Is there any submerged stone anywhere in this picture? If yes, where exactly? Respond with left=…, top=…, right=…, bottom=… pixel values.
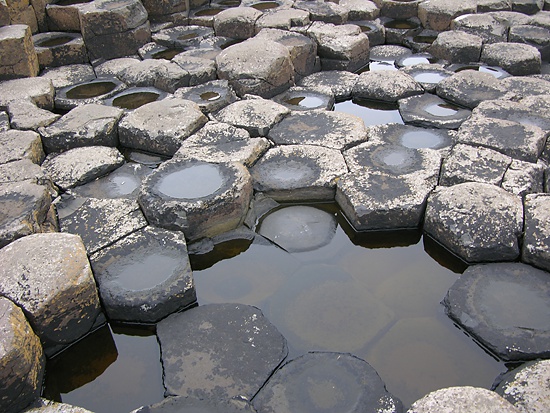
left=253, top=352, right=403, bottom=413
left=443, top=262, right=550, bottom=361
left=522, top=193, right=550, bottom=272
left=131, top=396, right=256, bottom=413
left=157, top=303, right=287, bottom=400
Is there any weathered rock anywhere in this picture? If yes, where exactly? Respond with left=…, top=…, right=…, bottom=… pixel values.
left=273, top=85, right=334, bottom=111
left=268, top=110, right=367, bottom=150
left=380, top=16, right=423, bottom=45
left=0, top=24, right=39, bottom=80
left=472, top=98, right=550, bottom=131
left=138, top=159, right=253, bottom=241
left=152, top=25, right=214, bottom=49
left=157, top=303, right=288, bottom=400
left=354, top=19, right=386, bottom=47
left=0, top=76, right=54, bottom=110
left=0, top=111, right=8, bottom=131
left=22, top=398, right=95, bottom=413
left=174, top=80, right=239, bottom=114
left=0, top=129, right=44, bottom=165
left=32, top=32, right=87, bottom=69
left=90, top=226, right=196, bottom=323
left=0, top=159, right=49, bottom=186
left=481, top=42, right=542, bottom=75
left=7, top=99, right=60, bottom=131
left=55, top=77, right=127, bottom=111
left=353, top=70, right=423, bottom=102
left=40, top=64, right=96, bottom=89
left=494, top=359, right=550, bottom=413
left=377, top=0, right=420, bottom=19
left=118, top=97, right=208, bottom=156
left=436, top=70, right=507, bottom=109
left=140, top=0, right=187, bottom=21
left=398, top=94, right=472, bottom=129
left=399, top=64, right=453, bottom=94
left=489, top=10, right=533, bottom=26
left=94, top=57, right=141, bottom=78
left=424, top=182, right=523, bottom=262
left=522, top=193, right=550, bottom=271
left=512, top=0, right=544, bottom=14
left=0, top=296, right=44, bottom=413
left=367, top=123, right=456, bottom=153
left=131, top=396, right=257, bottom=413
left=418, top=0, right=477, bottom=31
left=213, top=6, right=261, bottom=39
left=212, top=97, right=290, bottom=137
left=39, top=104, right=123, bottom=153
left=501, top=159, right=545, bottom=196
left=171, top=54, right=217, bottom=86
left=451, top=13, right=509, bottom=44
left=58, top=196, right=148, bottom=254
left=339, top=0, right=379, bottom=21
left=499, top=76, right=550, bottom=97
left=408, top=386, right=521, bottom=413
left=297, top=70, right=359, bottom=101
left=477, top=0, right=513, bottom=12
left=216, top=38, right=295, bottom=98
left=42, top=146, right=125, bottom=190
left=294, top=0, right=349, bottom=24
left=0, top=233, right=102, bottom=355
left=255, top=8, right=311, bottom=31
left=117, top=59, right=190, bottom=93
left=509, top=24, right=550, bottom=60
left=428, top=30, right=483, bottom=63
left=369, top=44, right=412, bottom=66
left=443, top=262, right=550, bottom=361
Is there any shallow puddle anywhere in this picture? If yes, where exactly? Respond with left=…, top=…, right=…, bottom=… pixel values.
left=334, top=99, right=404, bottom=126
left=66, top=81, right=117, bottom=100
left=156, top=163, right=223, bottom=199
left=285, top=96, right=325, bottom=109
left=400, top=129, right=445, bottom=149
left=37, top=36, right=74, bottom=47
left=115, top=253, right=182, bottom=291
left=413, top=72, right=448, bottom=83
left=424, top=103, right=459, bottom=117
left=112, top=92, right=159, bottom=110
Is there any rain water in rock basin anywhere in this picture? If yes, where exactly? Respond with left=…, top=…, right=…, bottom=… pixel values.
left=65, top=81, right=118, bottom=99
left=285, top=96, right=326, bottom=109
left=335, top=99, right=404, bottom=126
left=112, top=92, right=160, bottom=110
left=36, top=36, right=75, bottom=47
left=156, top=163, right=223, bottom=198
left=400, top=129, right=446, bottom=149
left=424, top=102, right=459, bottom=117
left=114, top=253, right=181, bottom=291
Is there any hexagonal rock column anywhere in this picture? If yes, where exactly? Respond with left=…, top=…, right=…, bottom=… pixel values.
left=408, top=387, right=521, bottom=413
left=297, top=70, right=358, bottom=101
left=352, top=70, right=423, bottom=102
left=254, top=352, right=402, bottom=413
left=174, top=80, right=238, bottom=114
left=0, top=130, right=44, bottom=165
left=251, top=144, right=348, bottom=201
left=451, top=13, right=509, bottom=44
left=118, top=97, right=208, bottom=156
left=138, top=159, right=253, bottom=242
left=398, top=94, right=472, bottom=129
left=494, top=359, right=550, bottom=413
left=117, top=59, right=190, bottom=93
left=216, top=38, right=295, bottom=98
left=0, top=233, right=103, bottom=356
left=0, top=24, right=39, bottom=80
left=417, top=0, right=477, bottom=31
left=157, top=303, right=288, bottom=400
left=78, top=0, right=151, bottom=60
left=32, top=32, right=87, bottom=69
left=213, top=7, right=262, bottom=39
left=443, top=262, right=550, bottom=361
left=131, top=396, right=257, bottom=413
left=0, top=297, right=44, bottom=413
left=436, top=71, right=507, bottom=109
left=509, top=24, right=550, bottom=61
left=424, top=182, right=523, bottom=263
left=90, top=226, right=196, bottom=323
left=522, top=193, right=550, bottom=272
left=481, top=42, right=542, bottom=75
left=427, top=31, right=483, bottom=64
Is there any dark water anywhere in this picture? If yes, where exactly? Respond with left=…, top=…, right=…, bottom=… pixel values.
left=335, top=99, right=404, bottom=126
left=112, top=92, right=160, bottom=110
left=66, top=82, right=117, bottom=100
left=36, top=36, right=74, bottom=47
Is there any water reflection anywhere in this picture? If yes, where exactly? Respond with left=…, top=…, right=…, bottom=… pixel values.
left=334, top=99, right=404, bottom=126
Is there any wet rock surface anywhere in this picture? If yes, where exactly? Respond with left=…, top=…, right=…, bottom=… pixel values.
left=131, top=395, right=257, bottom=413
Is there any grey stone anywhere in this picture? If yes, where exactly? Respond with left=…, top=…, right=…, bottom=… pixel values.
left=494, top=359, right=550, bottom=413
left=353, top=70, right=423, bottom=102
left=0, top=233, right=102, bottom=354
left=443, top=262, right=550, bottom=361
left=0, top=181, right=56, bottom=249
left=118, top=97, right=208, bottom=156
left=338, top=0, right=379, bottom=21
left=152, top=25, right=214, bottom=49
left=0, top=159, right=49, bottom=186
left=0, top=111, right=8, bottom=131
left=40, top=64, right=96, bottom=89
left=43, top=146, right=125, bottom=190
left=476, top=0, right=513, bottom=12
left=481, top=42, right=542, bottom=75
left=489, top=10, right=533, bottom=26
left=78, top=0, right=148, bottom=36
left=367, top=123, right=456, bottom=153
left=57, top=196, right=148, bottom=255
left=273, top=85, right=335, bottom=112
left=131, top=396, right=256, bottom=413
left=297, top=70, right=359, bottom=101
left=369, top=44, right=412, bottom=64
left=451, top=13, right=509, bottom=44
left=380, top=16, right=423, bottom=46
left=418, top=0, right=477, bottom=31
left=501, top=159, right=545, bottom=196
left=0, top=129, right=44, bottom=165
left=140, top=0, right=187, bottom=21
left=500, top=76, right=550, bottom=97
left=436, top=70, right=507, bottom=108
left=90, top=226, right=196, bottom=323
left=45, top=1, right=86, bottom=32
left=254, top=352, right=402, bottom=413
left=32, top=32, right=87, bottom=69
left=294, top=0, right=348, bottom=24
left=472, top=98, right=550, bottom=131
left=530, top=9, right=550, bottom=29
left=352, top=19, right=385, bottom=47
left=398, top=94, right=472, bottom=129
left=216, top=38, right=295, bottom=98
left=0, top=297, right=44, bottom=413
left=54, top=77, right=127, bottom=111
left=424, top=182, right=523, bottom=262
left=408, top=386, right=521, bottom=413
left=0, top=24, right=39, bottom=80
left=377, top=0, right=420, bottom=19
left=251, top=144, right=347, bottom=201
left=212, top=97, right=290, bottom=137
left=512, top=0, right=544, bottom=14
left=7, top=100, right=60, bottom=131
left=138, top=159, right=253, bottom=241
left=157, top=303, right=287, bottom=399
left=0, top=76, right=54, bottom=110
left=522, top=193, right=550, bottom=271
left=255, top=8, right=311, bottom=31
left=458, top=116, right=547, bottom=162
left=427, top=30, right=483, bottom=63
left=440, top=143, right=512, bottom=187
left=213, top=7, right=262, bottom=39
left=93, top=57, right=141, bottom=78
left=23, top=398, right=95, bottom=413
left=118, top=59, right=190, bottom=93
left=171, top=55, right=217, bottom=86
left=39, top=104, right=123, bottom=153
left=509, top=25, right=550, bottom=60
left=268, top=110, right=368, bottom=150
left=174, top=80, right=239, bottom=114
left=400, top=64, right=454, bottom=94
left=82, top=21, right=151, bottom=61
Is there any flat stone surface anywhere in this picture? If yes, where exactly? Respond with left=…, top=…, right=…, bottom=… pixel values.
left=0, top=296, right=44, bottom=413
left=212, top=98, right=290, bottom=137
left=398, top=94, right=472, bottom=129
left=451, top=13, right=509, bottom=44
left=251, top=144, right=347, bottom=201
left=472, top=99, right=550, bottom=132
left=494, top=359, right=550, bottom=413
left=131, top=396, right=256, bottom=413
left=58, top=197, right=148, bottom=255
left=443, top=262, right=550, bottom=361
left=268, top=110, right=367, bottom=150
left=0, top=159, right=49, bottom=186
left=118, top=59, right=190, bottom=93
left=522, top=193, right=550, bottom=272
left=90, top=226, right=196, bottom=323
left=367, top=123, right=455, bottom=152
left=427, top=30, right=483, bottom=63
left=509, top=24, right=550, bottom=60
left=418, top=0, right=477, bottom=31
left=0, top=77, right=54, bottom=110
left=7, top=99, right=60, bottom=131
left=40, top=63, right=96, bottom=89
left=157, top=303, right=288, bottom=400
left=352, top=70, right=423, bottom=102
left=407, top=386, right=521, bottom=413
left=213, top=7, right=262, bottom=39
left=174, top=79, right=239, bottom=114
left=294, top=0, right=349, bottom=24
left=94, top=57, right=141, bottom=78
left=39, top=104, right=123, bottom=153
left=400, top=64, right=453, bottom=94
left=0, top=233, right=102, bottom=353
left=23, top=398, right=95, bottom=413
left=481, top=42, right=542, bottom=75
left=424, top=182, right=523, bottom=263
left=436, top=70, right=507, bottom=109
left=253, top=352, right=403, bottom=413
left=0, top=129, right=44, bottom=165
left=256, top=8, right=311, bottom=31
left=499, top=76, right=550, bottom=97
left=501, top=159, right=545, bottom=196
left=171, top=54, right=217, bottom=86
left=297, top=70, right=359, bottom=101
left=42, top=146, right=125, bottom=190
left=118, top=97, right=208, bottom=156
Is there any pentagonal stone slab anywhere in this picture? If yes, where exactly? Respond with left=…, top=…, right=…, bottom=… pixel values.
left=212, top=98, right=290, bottom=137
left=174, top=79, right=238, bottom=114
left=90, top=226, right=196, bottom=323
left=39, top=104, right=123, bottom=153
left=481, top=42, right=541, bottom=76
left=0, top=233, right=102, bottom=354
left=0, top=130, right=44, bottom=165
left=501, top=159, right=545, bottom=196
left=0, top=181, right=55, bottom=249
left=58, top=197, right=147, bottom=255
left=297, top=70, right=359, bottom=101
left=42, top=146, right=125, bottom=190
left=118, top=97, right=208, bottom=156
left=131, top=396, right=257, bottom=413
left=251, top=145, right=348, bottom=201
left=424, top=182, right=523, bottom=263
left=157, top=303, right=288, bottom=400
left=436, top=71, right=507, bottom=109
left=138, top=159, right=253, bottom=241
left=268, top=111, right=367, bottom=150
left=352, top=70, right=423, bottom=103
left=458, top=116, right=547, bottom=162
left=443, top=262, right=550, bottom=361
left=494, top=359, right=550, bottom=413
left=408, top=386, right=521, bottom=413
left=254, top=352, right=402, bottom=413
left=522, top=193, right=550, bottom=272
left=0, top=297, right=44, bottom=413
left=398, top=94, right=471, bottom=129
